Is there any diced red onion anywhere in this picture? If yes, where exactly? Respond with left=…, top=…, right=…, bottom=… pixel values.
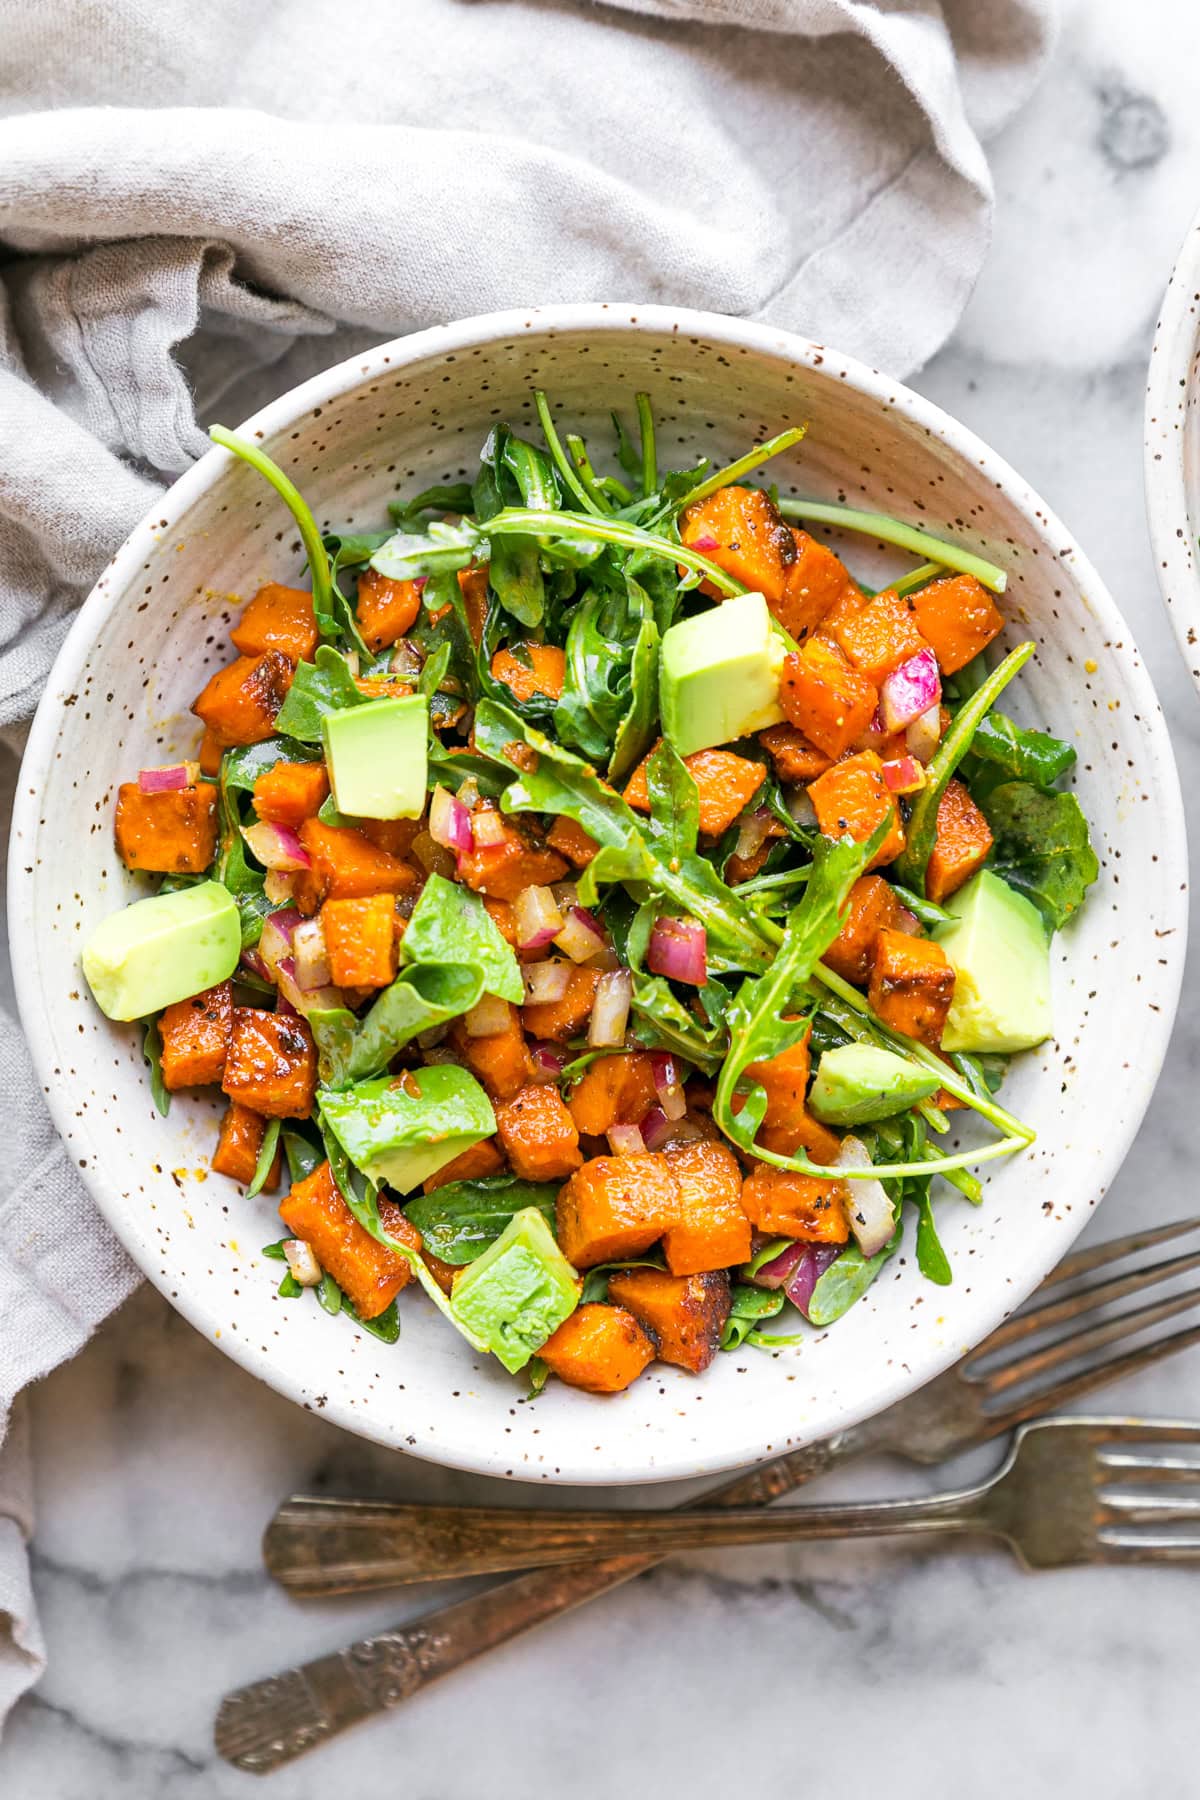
left=880, top=648, right=941, bottom=733
left=470, top=809, right=508, bottom=848
left=429, top=785, right=473, bottom=855
left=243, top=820, right=312, bottom=872
left=753, top=1240, right=810, bottom=1291
left=259, top=908, right=302, bottom=974
left=787, top=787, right=818, bottom=830
left=282, top=1239, right=322, bottom=1286
left=905, top=703, right=942, bottom=765
left=607, top=1121, right=646, bottom=1156
left=458, top=777, right=481, bottom=812
left=344, top=649, right=360, bottom=677
left=523, top=959, right=573, bottom=1005
left=735, top=807, right=774, bottom=863
left=529, top=1041, right=567, bottom=1083
left=650, top=1051, right=688, bottom=1122
left=138, top=761, right=200, bottom=794
left=464, top=993, right=513, bottom=1038
left=589, top=969, right=633, bottom=1048
left=263, top=869, right=296, bottom=906
left=639, top=1104, right=673, bottom=1151
left=513, top=883, right=564, bottom=951
left=783, top=1243, right=843, bottom=1317
left=690, top=532, right=719, bottom=552
left=647, top=915, right=707, bottom=987
left=881, top=755, right=926, bottom=795
left=275, top=956, right=342, bottom=1017
left=835, top=1134, right=895, bottom=1257
left=389, top=639, right=425, bottom=679
left=293, top=916, right=331, bottom=991
left=239, top=948, right=272, bottom=983
left=275, top=992, right=299, bottom=1020
left=554, top=905, right=607, bottom=965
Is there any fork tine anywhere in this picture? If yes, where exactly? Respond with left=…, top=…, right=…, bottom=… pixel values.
left=1098, top=1494, right=1200, bottom=1525
left=982, top=1287, right=1200, bottom=1397
left=974, top=1246, right=1200, bottom=1356
left=1099, top=1450, right=1200, bottom=1481
left=978, top=1320, right=1200, bottom=1432
left=1097, top=1535, right=1200, bottom=1565
left=1041, top=1216, right=1200, bottom=1289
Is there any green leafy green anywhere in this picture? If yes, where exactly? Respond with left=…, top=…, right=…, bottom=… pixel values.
left=215, top=757, right=272, bottom=948
left=246, top=1118, right=282, bottom=1199
left=370, top=519, right=483, bottom=583
left=221, top=737, right=323, bottom=792
left=311, top=962, right=482, bottom=1088
left=277, top=1272, right=303, bottom=1299
left=578, top=1254, right=667, bottom=1306
left=317, top=1273, right=344, bottom=1316
left=262, top=1240, right=288, bottom=1261
left=403, top=1176, right=559, bottom=1266
left=209, top=425, right=336, bottom=629
left=347, top=1299, right=400, bottom=1344
left=388, top=483, right=476, bottom=527
left=775, top=496, right=1008, bottom=594
left=273, top=646, right=369, bottom=743
left=720, top=1284, right=787, bottom=1351
left=914, top=1192, right=952, bottom=1285
left=402, top=873, right=523, bottom=1004
left=141, top=1017, right=170, bottom=1117
left=982, top=782, right=1099, bottom=931
left=964, top=713, right=1076, bottom=793
left=282, top=1127, right=323, bottom=1184
left=807, top=1232, right=900, bottom=1327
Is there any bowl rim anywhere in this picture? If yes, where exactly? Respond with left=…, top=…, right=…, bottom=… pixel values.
left=1145, top=199, right=1200, bottom=692
left=10, top=301, right=1189, bottom=1484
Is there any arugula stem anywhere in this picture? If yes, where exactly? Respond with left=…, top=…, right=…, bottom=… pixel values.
left=893, top=561, right=944, bottom=597
left=888, top=881, right=953, bottom=929
left=776, top=498, right=1008, bottom=594
left=564, top=434, right=614, bottom=514
left=747, top=1129, right=1029, bottom=1183
left=533, top=391, right=603, bottom=516
left=209, top=425, right=334, bottom=623
left=732, top=867, right=812, bottom=897
left=671, top=426, right=808, bottom=514
left=484, top=508, right=744, bottom=595
left=636, top=392, right=657, bottom=498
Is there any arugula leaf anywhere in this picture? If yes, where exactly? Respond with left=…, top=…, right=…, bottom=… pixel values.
left=645, top=738, right=699, bottom=861
left=388, top=483, right=475, bottom=528
left=247, top=1118, right=282, bottom=1199
left=209, top=425, right=335, bottom=630
left=273, top=646, right=368, bottom=743
left=401, top=872, right=523, bottom=1004
left=982, top=782, right=1099, bottom=931
left=806, top=1230, right=900, bottom=1327
left=474, top=428, right=548, bottom=628
left=608, top=607, right=660, bottom=783
left=403, top=1175, right=559, bottom=1265
left=914, top=1191, right=952, bottom=1285
left=720, top=1284, right=787, bottom=1349
left=221, top=737, right=323, bottom=792
left=964, top=713, right=1076, bottom=792
left=281, top=1127, right=323, bottom=1184
left=216, top=757, right=272, bottom=947
left=578, top=1254, right=667, bottom=1306
left=141, top=1017, right=170, bottom=1117
left=311, top=962, right=482, bottom=1088
left=347, top=1299, right=400, bottom=1343
left=371, top=519, right=483, bottom=583
left=317, top=1272, right=344, bottom=1316
left=626, top=972, right=728, bottom=1074
left=261, top=1240, right=288, bottom=1261
left=278, top=1272, right=303, bottom=1299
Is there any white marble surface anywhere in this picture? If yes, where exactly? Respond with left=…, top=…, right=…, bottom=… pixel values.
left=5, top=0, right=1200, bottom=1791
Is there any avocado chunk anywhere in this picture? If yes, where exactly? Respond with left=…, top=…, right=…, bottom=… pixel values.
left=319, top=1064, right=495, bottom=1193
left=450, top=1206, right=581, bottom=1373
left=322, top=693, right=428, bottom=819
left=935, top=870, right=1052, bottom=1054
left=659, top=591, right=785, bottom=755
left=809, top=1043, right=941, bottom=1125
left=82, top=880, right=240, bottom=1021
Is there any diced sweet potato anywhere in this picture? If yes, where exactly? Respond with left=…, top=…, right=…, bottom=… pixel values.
left=450, top=1005, right=533, bottom=1103
left=198, top=729, right=224, bottom=776
left=606, top=1267, right=730, bottom=1375
left=925, top=778, right=994, bottom=904
left=230, top=583, right=319, bottom=663
left=359, top=817, right=422, bottom=859
left=624, top=744, right=766, bottom=838
left=547, top=816, right=599, bottom=868
left=758, top=722, right=833, bottom=784
left=115, top=783, right=218, bottom=874
left=457, top=812, right=569, bottom=902
left=491, top=643, right=566, bottom=704
left=774, top=529, right=862, bottom=642
left=734, top=1025, right=843, bottom=1166
left=482, top=896, right=518, bottom=945
left=911, top=574, right=1004, bottom=675
left=211, top=1101, right=281, bottom=1190
left=556, top=1153, right=679, bottom=1268
left=422, top=1249, right=460, bottom=1296
left=192, top=649, right=293, bottom=746
left=661, top=1140, right=752, bottom=1277
left=494, top=1083, right=582, bottom=1182
left=279, top=1161, right=417, bottom=1318
left=539, top=1303, right=656, bottom=1393
left=826, top=587, right=930, bottom=685
left=521, top=965, right=600, bottom=1042
left=822, top=874, right=918, bottom=985
left=421, top=1137, right=506, bottom=1193
left=222, top=1007, right=318, bottom=1118
left=458, top=565, right=490, bottom=644
left=159, top=981, right=232, bottom=1089
left=680, top=485, right=796, bottom=605
left=740, top=1165, right=851, bottom=1242
left=567, top=1052, right=658, bottom=1138
left=252, top=760, right=330, bottom=829
left=868, top=928, right=955, bottom=1047
left=321, top=894, right=398, bottom=990
left=779, top=642, right=878, bottom=760
left=807, top=751, right=905, bottom=870
left=294, top=819, right=419, bottom=913
left=355, top=566, right=423, bottom=652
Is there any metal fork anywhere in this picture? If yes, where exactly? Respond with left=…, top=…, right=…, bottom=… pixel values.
left=217, top=1216, right=1200, bottom=1772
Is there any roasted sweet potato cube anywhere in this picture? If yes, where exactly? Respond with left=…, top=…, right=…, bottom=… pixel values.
left=868, top=928, right=956, bottom=1047
left=926, top=778, right=994, bottom=904
left=355, top=566, right=423, bottom=652
left=359, top=817, right=422, bottom=859
left=192, top=649, right=293, bottom=747
left=294, top=819, right=419, bottom=913
left=494, top=1083, right=582, bottom=1182
left=521, top=966, right=600, bottom=1043
left=661, top=1140, right=752, bottom=1277
left=456, top=815, right=568, bottom=902
left=222, top=1007, right=318, bottom=1118
left=606, top=1267, right=730, bottom=1375
left=772, top=529, right=862, bottom=641
left=211, top=1101, right=281, bottom=1189
left=624, top=744, right=766, bottom=839
left=450, top=1006, right=533, bottom=1103
left=422, top=1249, right=460, bottom=1296
left=556, top=1154, right=679, bottom=1268
left=421, top=1137, right=506, bottom=1193
left=547, top=816, right=599, bottom=868
left=826, top=587, right=930, bottom=685
left=911, top=574, right=1004, bottom=675
left=822, top=874, right=918, bottom=985
left=458, top=565, right=490, bottom=644
left=279, top=1162, right=417, bottom=1318
left=779, top=642, right=878, bottom=760
left=758, top=722, right=833, bottom=784
left=321, top=894, right=398, bottom=990
left=198, top=729, right=224, bottom=776
left=115, top=783, right=218, bottom=874
left=159, top=981, right=232, bottom=1089
left=540, top=1303, right=657, bottom=1393
left=252, top=761, right=330, bottom=829
left=734, top=1025, right=843, bottom=1166
left=231, top=583, right=319, bottom=663
left=567, top=1052, right=659, bottom=1138
left=680, top=485, right=796, bottom=605
left=481, top=896, right=518, bottom=945
left=491, top=643, right=566, bottom=704
left=808, top=751, right=905, bottom=870
left=740, top=1165, right=851, bottom=1242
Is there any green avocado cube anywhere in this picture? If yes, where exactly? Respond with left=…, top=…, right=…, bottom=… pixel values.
left=809, top=1043, right=940, bottom=1125
left=659, top=591, right=786, bottom=756
left=82, top=880, right=240, bottom=1021
left=935, top=870, right=1052, bottom=1054
left=322, top=694, right=428, bottom=820
left=450, top=1207, right=581, bottom=1373
left=319, top=1064, right=495, bottom=1193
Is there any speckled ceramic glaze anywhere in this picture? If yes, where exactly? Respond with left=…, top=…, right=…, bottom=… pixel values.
left=10, top=305, right=1187, bottom=1486
left=1146, top=204, right=1200, bottom=688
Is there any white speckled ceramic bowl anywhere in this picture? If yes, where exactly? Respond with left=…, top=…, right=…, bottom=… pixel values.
left=10, top=305, right=1187, bottom=1485
left=1146, top=203, right=1200, bottom=687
